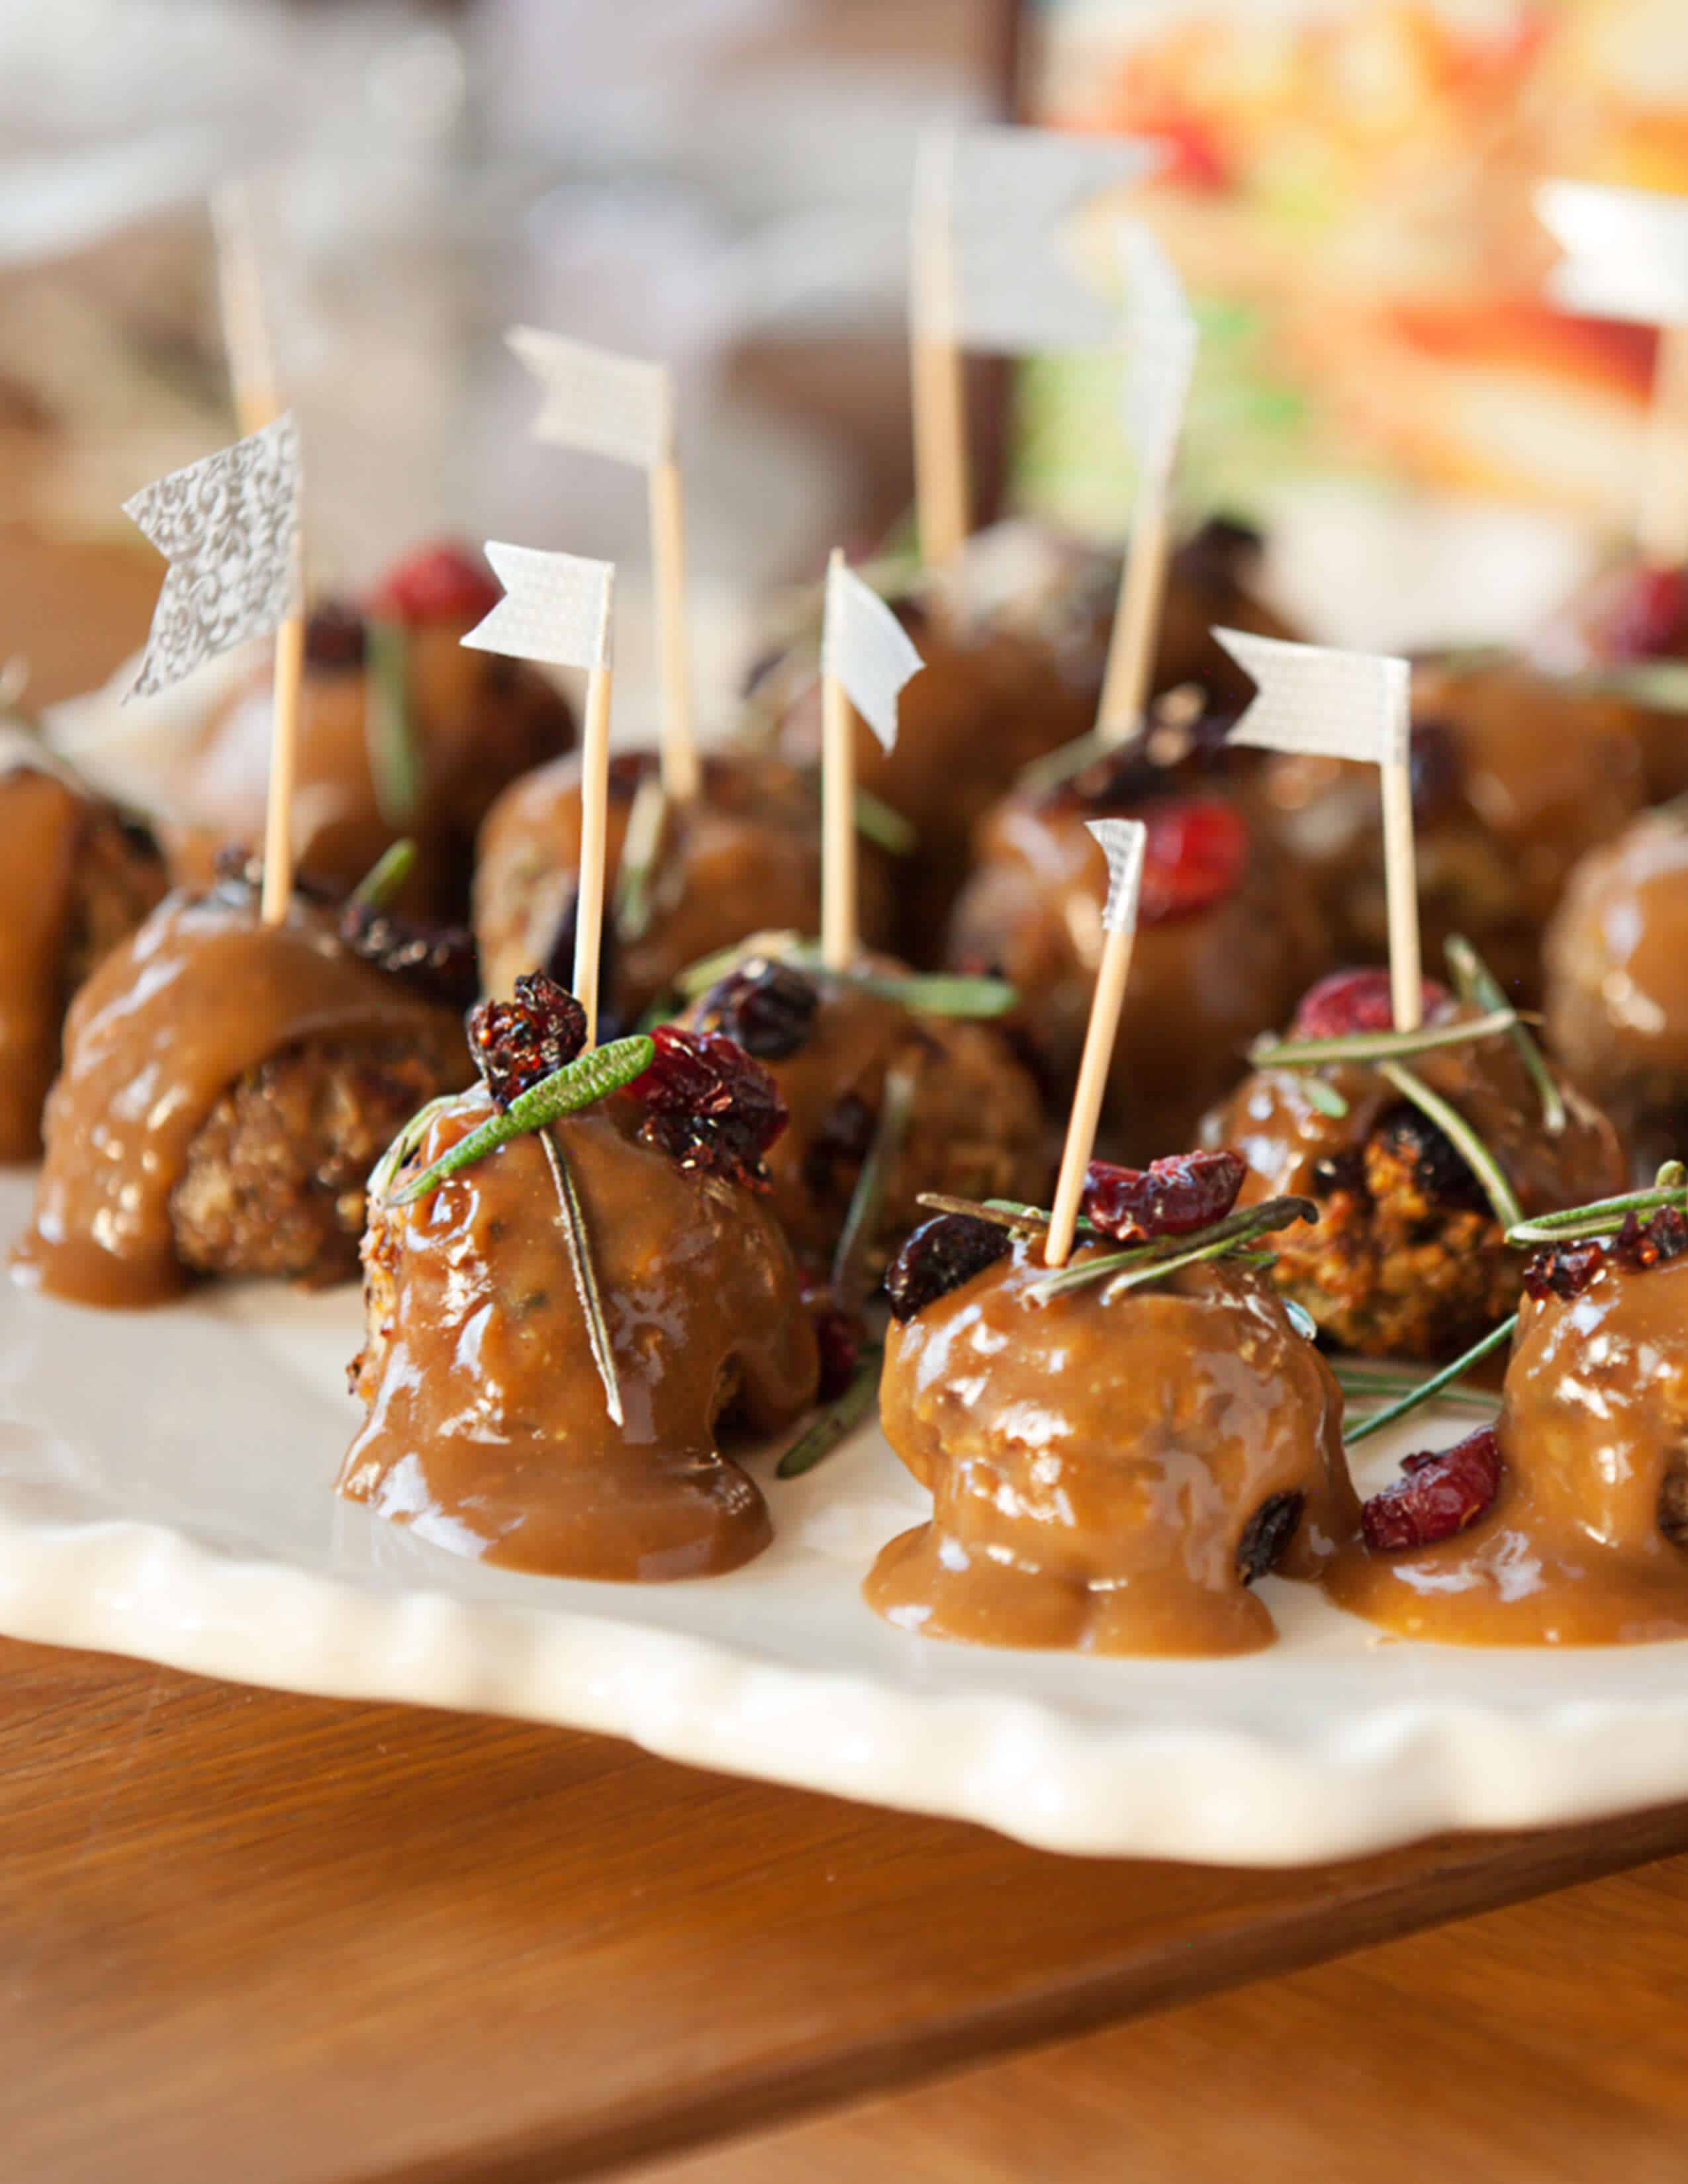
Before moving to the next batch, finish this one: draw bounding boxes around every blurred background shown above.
[4,0,1687,717]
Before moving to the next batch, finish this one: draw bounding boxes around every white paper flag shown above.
[1086,818,1147,935]
[462,544,614,672]
[1215,627,1411,768]
[506,326,675,469]
[1120,220,1197,500]
[123,412,301,702]
[923,125,1162,355]
[1537,179,1688,326]
[822,561,925,753]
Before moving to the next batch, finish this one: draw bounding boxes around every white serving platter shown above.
[4,1169,1688,1866]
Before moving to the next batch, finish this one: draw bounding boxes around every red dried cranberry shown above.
[1290,966,1452,1040]
[338,901,478,1009]
[1081,1150,1246,1243]
[629,1026,786,1189]
[1611,1205,1688,1273]
[1137,797,1250,925]
[368,543,501,627]
[798,1275,867,1400]
[886,1213,1011,1322]
[467,973,588,1110]
[1522,1238,1606,1302]
[1361,1426,1503,1553]
[1595,563,1688,661]
[696,956,820,1060]
[1236,1491,1303,1583]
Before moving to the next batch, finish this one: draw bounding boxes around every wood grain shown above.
[641,1850,1688,2183]
[5,1635,1687,2184]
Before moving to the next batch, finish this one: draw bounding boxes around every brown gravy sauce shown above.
[1327,1255,1688,1645]
[867,1242,1356,1655]
[339,1092,818,1580]
[13,894,451,1308]
[0,767,85,1161]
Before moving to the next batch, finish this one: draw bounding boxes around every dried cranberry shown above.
[886,1213,1011,1322]
[1409,718,1464,823]
[1361,1425,1503,1553]
[303,599,367,670]
[1237,1491,1303,1584]
[1290,966,1452,1040]
[1522,1238,1606,1302]
[799,1275,867,1400]
[1595,563,1688,661]
[1081,1150,1246,1243]
[338,901,478,1009]
[1611,1205,1688,1273]
[368,542,502,627]
[467,973,588,1111]
[1374,1104,1485,1212]
[629,1026,786,1189]
[696,957,820,1060]
[1137,797,1250,924]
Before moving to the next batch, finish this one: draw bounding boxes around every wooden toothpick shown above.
[820,548,857,972]
[574,635,616,1044]
[1096,497,1172,745]
[910,132,969,569]
[648,453,700,803]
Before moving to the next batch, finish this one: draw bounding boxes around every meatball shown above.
[1544,805,1688,1172]
[678,947,1049,1277]
[1327,1216,1688,1645]
[947,758,1328,1162]
[1260,658,1646,1007]
[867,1227,1355,1655]
[167,545,574,920]
[1203,979,1627,1359]
[474,747,894,1021]
[0,761,167,1160]
[1152,515,1300,710]
[341,1085,818,1581]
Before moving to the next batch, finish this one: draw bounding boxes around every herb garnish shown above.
[612,771,669,944]
[364,617,422,827]
[1244,1008,1519,1070]
[1027,1196,1317,1306]
[386,1034,654,1208]
[776,1345,884,1478]
[831,1060,917,1309]
[1342,1316,1517,1447]
[537,1130,624,1426]
[671,935,1015,1019]
[1376,1059,1524,1232]
[350,837,417,910]
[1505,1163,1687,1246]
[855,787,916,856]
[1444,934,1564,1135]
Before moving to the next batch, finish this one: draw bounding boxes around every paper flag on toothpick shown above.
[821,559,925,752]
[1120,221,1197,501]
[1214,627,1411,766]
[461,543,614,672]
[925,125,1163,355]
[506,326,675,468]
[123,413,301,702]
[1087,818,1148,934]
[1536,179,1688,325]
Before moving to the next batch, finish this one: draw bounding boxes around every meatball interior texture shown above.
[867,1241,1356,1657]
[0,763,167,1161]
[1202,1008,1626,1360]
[342,1091,818,1582]
[1327,1252,1688,1645]
[678,962,1049,1275]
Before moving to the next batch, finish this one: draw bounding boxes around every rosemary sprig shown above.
[1343,1314,1517,1447]
[367,1092,461,1204]
[669,936,1015,1019]
[855,788,916,856]
[350,837,417,910]
[365,617,422,827]
[388,1034,655,1207]
[612,771,669,944]
[1505,1163,1688,1246]
[832,1060,917,1308]
[913,1192,1102,1244]
[1300,1075,1350,1119]
[1015,726,1112,797]
[1246,1008,1519,1070]
[1377,1060,1523,1232]
[1028,1195,1317,1306]
[1444,934,1565,1135]
[1334,1361,1500,1416]
[538,1131,624,1426]
[776,1345,884,1478]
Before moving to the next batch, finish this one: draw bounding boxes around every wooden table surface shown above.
[7,1633,1688,2184]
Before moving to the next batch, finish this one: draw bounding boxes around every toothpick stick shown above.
[1380,753,1423,1032]
[1096,496,1172,744]
[574,651,615,1042]
[820,548,857,972]
[1045,820,1147,1268]
[1639,321,1688,570]
[648,453,700,802]
[259,554,306,927]
[910,133,969,569]
[211,181,279,439]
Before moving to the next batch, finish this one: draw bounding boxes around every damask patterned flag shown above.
[123,414,301,702]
